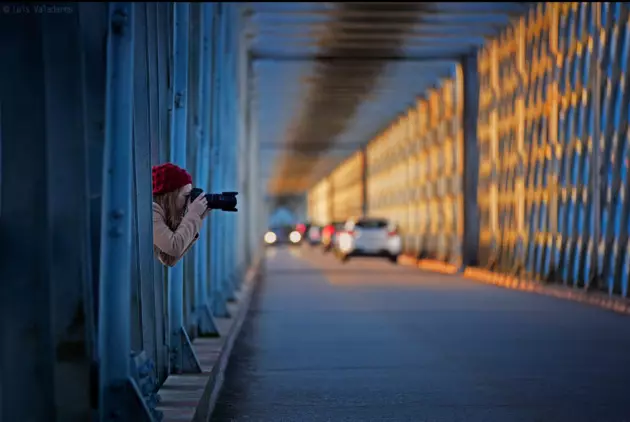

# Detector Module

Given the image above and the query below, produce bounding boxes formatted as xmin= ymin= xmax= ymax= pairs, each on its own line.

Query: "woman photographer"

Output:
xmin=152 ymin=163 xmax=210 ymax=267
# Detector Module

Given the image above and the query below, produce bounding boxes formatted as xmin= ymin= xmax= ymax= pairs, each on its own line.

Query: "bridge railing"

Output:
xmin=0 ymin=2 xmax=263 ymax=421
xmin=307 ymin=2 xmax=630 ymax=300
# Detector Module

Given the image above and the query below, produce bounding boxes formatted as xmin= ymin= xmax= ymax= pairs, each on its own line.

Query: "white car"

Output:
xmin=334 ymin=217 xmax=402 ymax=263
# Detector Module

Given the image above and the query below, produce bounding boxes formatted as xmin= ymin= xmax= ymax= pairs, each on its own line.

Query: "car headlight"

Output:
xmin=264 ymin=232 xmax=277 ymax=244
xmin=289 ymin=231 xmax=302 ymax=243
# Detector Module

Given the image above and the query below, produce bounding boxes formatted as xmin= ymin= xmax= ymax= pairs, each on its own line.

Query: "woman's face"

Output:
xmin=176 ymin=184 xmax=193 ymax=213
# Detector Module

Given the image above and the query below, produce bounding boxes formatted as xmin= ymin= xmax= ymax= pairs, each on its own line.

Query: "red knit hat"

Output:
xmin=152 ymin=163 xmax=193 ymax=195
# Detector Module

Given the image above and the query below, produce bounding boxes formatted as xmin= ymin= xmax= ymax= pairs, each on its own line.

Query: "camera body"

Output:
xmin=189 ymin=188 xmax=238 ymax=212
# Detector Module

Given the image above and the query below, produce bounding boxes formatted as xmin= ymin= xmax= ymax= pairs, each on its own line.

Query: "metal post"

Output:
xmin=225 ymin=4 xmax=238 ymax=300
xmin=590 ymin=3 xmax=602 ymax=289
xmin=223 ymin=6 xmax=234 ymax=302
xmin=168 ymin=2 xmax=202 ymax=374
xmin=98 ymin=3 xmax=154 ymax=421
xmin=236 ymin=8 xmax=249 ymax=278
xmin=461 ymin=53 xmax=480 ymax=269
xmin=152 ymin=1 xmax=170 ymax=384
xmin=248 ymin=75 xmax=261 ymax=261
xmin=247 ymin=59 xmax=257 ymax=264
xmin=211 ymin=3 xmax=230 ymax=317
xmin=195 ymin=3 xmax=219 ymax=336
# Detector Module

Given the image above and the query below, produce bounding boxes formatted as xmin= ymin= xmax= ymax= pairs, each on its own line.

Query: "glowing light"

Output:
xmin=264 ymin=231 xmax=277 ymax=244
xmin=289 ymin=231 xmax=302 ymax=243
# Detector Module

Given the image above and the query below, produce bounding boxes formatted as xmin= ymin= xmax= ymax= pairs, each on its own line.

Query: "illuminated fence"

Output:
xmin=330 ymin=151 xmax=364 ymax=221
xmin=307 ymin=178 xmax=333 ymax=226
xmin=307 ymin=66 xmax=464 ymax=263
xmin=365 ymin=66 xmax=464 ymax=264
xmin=306 ymin=2 xmax=630 ymax=299
xmin=367 ymin=116 xmax=413 ymax=251
xmin=478 ymin=2 xmax=630 ymax=297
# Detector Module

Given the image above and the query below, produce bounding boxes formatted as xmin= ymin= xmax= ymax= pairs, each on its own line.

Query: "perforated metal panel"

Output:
xmin=477 ymin=2 xmax=630 ymax=298
xmin=307 ymin=178 xmax=333 ymax=225
xmin=364 ymin=66 xmax=464 ymax=263
xmin=330 ymin=151 xmax=364 ymax=221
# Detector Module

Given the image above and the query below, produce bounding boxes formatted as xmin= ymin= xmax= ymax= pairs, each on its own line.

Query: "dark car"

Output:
xmin=264 ymin=225 xmax=303 ymax=247
xmin=305 ymin=224 xmax=322 ymax=246
xmin=296 ymin=222 xmax=322 ymax=246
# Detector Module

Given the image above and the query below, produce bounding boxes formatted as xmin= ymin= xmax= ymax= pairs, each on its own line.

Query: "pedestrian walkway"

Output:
xmin=212 ymin=248 xmax=630 ymax=422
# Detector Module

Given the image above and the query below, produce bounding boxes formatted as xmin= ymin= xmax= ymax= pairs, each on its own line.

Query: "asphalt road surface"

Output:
xmin=211 ymin=246 xmax=630 ymax=422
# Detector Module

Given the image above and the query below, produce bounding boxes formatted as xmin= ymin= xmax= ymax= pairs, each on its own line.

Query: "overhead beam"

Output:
xmin=259 ymin=142 xmax=366 ymax=151
xmin=251 ymin=30 xmax=494 ymax=41
xmin=252 ymin=10 xmax=522 ymax=19
xmin=247 ymin=21 xmax=503 ymax=32
xmin=250 ymin=51 xmax=463 ymax=62
xmin=251 ymin=40 xmax=483 ymax=50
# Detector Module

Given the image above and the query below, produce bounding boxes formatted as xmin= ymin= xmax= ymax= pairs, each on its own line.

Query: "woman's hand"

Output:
xmin=188 ymin=193 xmax=208 ymax=218
xmin=201 ymin=208 xmax=211 ymax=219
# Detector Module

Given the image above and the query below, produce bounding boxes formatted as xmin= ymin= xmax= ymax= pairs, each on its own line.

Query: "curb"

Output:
xmin=398 ymin=255 xmax=460 ymax=275
xmin=156 ymin=257 xmax=264 ymax=422
xmin=193 ymin=257 xmax=264 ymax=422
xmin=400 ymin=254 xmax=630 ymax=316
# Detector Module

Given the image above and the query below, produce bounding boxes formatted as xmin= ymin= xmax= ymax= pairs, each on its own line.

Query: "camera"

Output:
xmin=189 ymin=188 xmax=238 ymax=212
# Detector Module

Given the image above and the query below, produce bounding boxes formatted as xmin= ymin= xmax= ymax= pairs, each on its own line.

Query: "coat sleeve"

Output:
xmin=153 ymin=203 xmax=202 ymax=260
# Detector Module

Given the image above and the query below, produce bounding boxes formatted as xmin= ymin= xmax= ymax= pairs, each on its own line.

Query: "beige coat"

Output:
xmin=153 ymin=202 xmax=201 ymax=267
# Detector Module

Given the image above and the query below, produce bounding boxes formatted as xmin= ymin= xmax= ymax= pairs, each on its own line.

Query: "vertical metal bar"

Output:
xmin=99 ymin=0 xmax=135 ymax=392
xmin=168 ymin=1 xmax=202 ymax=374
xmin=195 ymin=2 xmax=219 ymax=335
xmin=248 ymin=63 xmax=262 ymax=261
xmin=237 ymin=7 xmax=250 ymax=273
xmin=132 ymin=1 xmax=163 ymax=370
xmin=152 ymin=1 xmax=170 ymax=382
xmin=247 ymin=57 xmax=258 ymax=264
xmin=461 ymin=52 xmax=480 ymax=268
xmin=144 ymin=1 xmax=165 ymax=380
xmin=228 ymin=3 xmax=239 ymax=293
xmin=223 ymin=4 xmax=234 ymax=301
xmin=169 ymin=0 xmax=189 ymax=363
xmin=211 ymin=2 xmax=230 ymax=317
xmin=99 ymin=4 xmax=153 ymax=421
xmin=591 ymin=3 xmax=602 ymax=288
xmin=184 ymin=4 xmax=201 ymax=335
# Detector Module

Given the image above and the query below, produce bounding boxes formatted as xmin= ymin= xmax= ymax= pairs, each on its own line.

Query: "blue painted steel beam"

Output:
xmin=132 ymin=1 xmax=160 ymax=363
xmin=211 ymin=3 xmax=231 ymax=317
xmin=225 ymin=3 xmax=239 ymax=300
xmin=224 ymin=2 xmax=236 ymax=302
xmin=237 ymin=11 xmax=251 ymax=273
xmin=152 ymin=1 xmax=171 ymax=383
xmin=236 ymin=7 xmax=250 ymax=281
xmin=143 ymin=1 xmax=169 ymax=384
xmin=195 ymin=2 xmax=220 ymax=336
xmin=168 ymin=1 xmax=202 ymax=374
xmin=461 ymin=52 xmax=480 ymax=268
xmin=98 ymin=3 xmax=153 ymax=421
xmin=99 ymin=0 xmax=135 ymax=398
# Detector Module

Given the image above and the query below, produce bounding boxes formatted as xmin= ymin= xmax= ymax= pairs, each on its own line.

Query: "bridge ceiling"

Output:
xmin=245 ymin=1 xmax=532 ymax=196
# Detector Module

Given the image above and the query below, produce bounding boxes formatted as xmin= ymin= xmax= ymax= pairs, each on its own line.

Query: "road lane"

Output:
xmin=211 ymin=247 xmax=630 ymax=422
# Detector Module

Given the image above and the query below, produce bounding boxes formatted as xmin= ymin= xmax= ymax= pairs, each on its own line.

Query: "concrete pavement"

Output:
xmin=211 ymin=247 xmax=630 ymax=422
